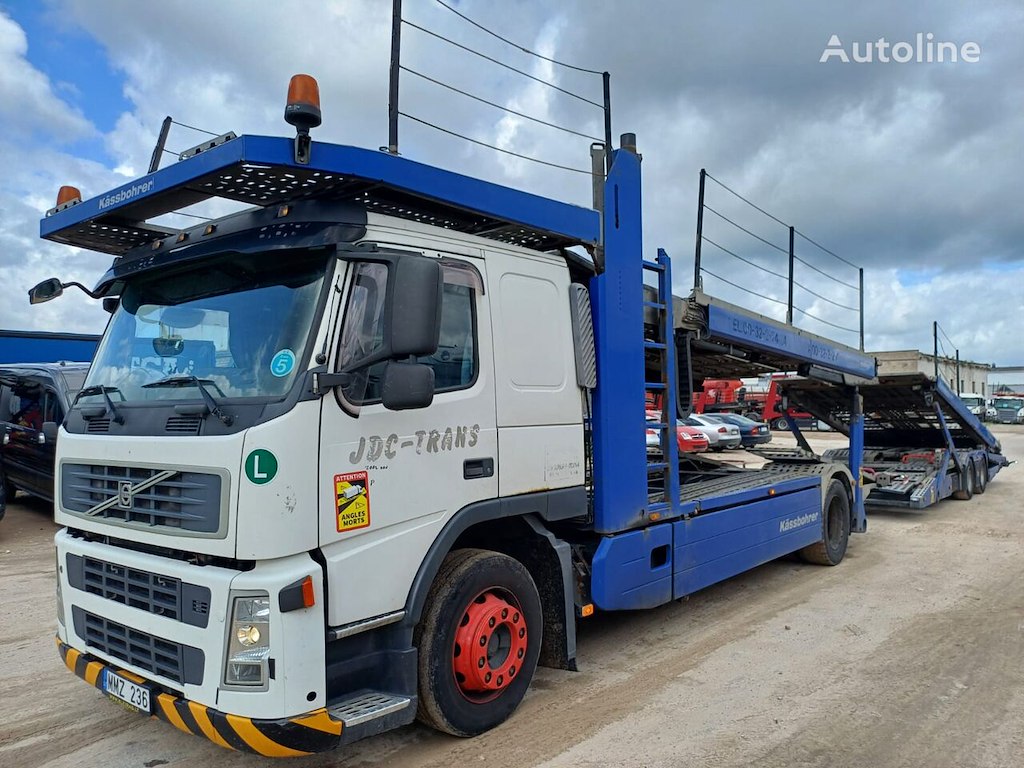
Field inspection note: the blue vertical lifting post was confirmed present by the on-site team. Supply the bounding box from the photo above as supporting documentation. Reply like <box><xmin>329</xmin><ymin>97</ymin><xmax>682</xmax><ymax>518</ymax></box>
<box><xmin>588</xmin><ymin>135</ymin><xmax>649</xmax><ymax>535</ymax></box>
<box><xmin>848</xmin><ymin>387</ymin><xmax>866</xmax><ymax>532</ymax></box>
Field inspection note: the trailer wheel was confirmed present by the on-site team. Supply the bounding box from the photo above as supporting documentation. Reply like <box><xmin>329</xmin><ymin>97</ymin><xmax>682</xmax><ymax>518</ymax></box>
<box><xmin>800</xmin><ymin>479</ymin><xmax>850</xmax><ymax>566</ymax></box>
<box><xmin>774</xmin><ymin>417</ymin><xmax>789</xmax><ymax>431</ymax></box>
<box><xmin>952</xmin><ymin>463</ymin><xmax>974</xmax><ymax>500</ymax></box>
<box><xmin>415</xmin><ymin>548</ymin><xmax>542</xmax><ymax>737</ymax></box>
<box><xmin>974</xmin><ymin>459</ymin><xmax>988</xmax><ymax>495</ymax></box>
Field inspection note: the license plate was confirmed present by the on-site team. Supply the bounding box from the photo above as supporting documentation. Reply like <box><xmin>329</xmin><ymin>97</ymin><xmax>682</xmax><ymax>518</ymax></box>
<box><xmin>103</xmin><ymin>669</ymin><xmax>152</xmax><ymax>714</ymax></box>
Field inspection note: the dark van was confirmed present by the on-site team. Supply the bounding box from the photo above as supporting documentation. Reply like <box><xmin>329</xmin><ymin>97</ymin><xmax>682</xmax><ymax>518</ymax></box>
<box><xmin>0</xmin><ymin>362</ymin><xmax>89</xmax><ymax>518</ymax></box>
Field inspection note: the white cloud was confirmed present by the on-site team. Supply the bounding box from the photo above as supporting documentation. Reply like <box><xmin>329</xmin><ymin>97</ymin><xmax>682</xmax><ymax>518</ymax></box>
<box><xmin>0</xmin><ymin>1</ymin><xmax>1021</xmax><ymax>368</ymax></box>
<box><xmin>0</xmin><ymin>11</ymin><xmax>94</xmax><ymax>141</ymax></box>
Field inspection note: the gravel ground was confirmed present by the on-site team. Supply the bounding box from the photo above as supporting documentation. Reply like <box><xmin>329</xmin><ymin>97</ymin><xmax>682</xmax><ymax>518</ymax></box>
<box><xmin>1</xmin><ymin>427</ymin><xmax>1021</xmax><ymax>768</ymax></box>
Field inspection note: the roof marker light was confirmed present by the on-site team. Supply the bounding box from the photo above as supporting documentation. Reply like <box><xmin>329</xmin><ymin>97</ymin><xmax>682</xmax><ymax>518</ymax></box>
<box><xmin>285</xmin><ymin>74</ymin><xmax>321</xmax><ymax>165</ymax></box>
<box><xmin>45</xmin><ymin>185</ymin><xmax>83</xmax><ymax>216</ymax></box>
<box><xmin>56</xmin><ymin>186</ymin><xmax>82</xmax><ymax>206</ymax></box>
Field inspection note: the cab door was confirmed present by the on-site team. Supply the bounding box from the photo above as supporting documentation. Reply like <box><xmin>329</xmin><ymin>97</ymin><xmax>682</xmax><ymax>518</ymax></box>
<box><xmin>32</xmin><ymin>388</ymin><xmax>63</xmax><ymax>501</ymax></box>
<box><xmin>317</xmin><ymin>254</ymin><xmax>497</xmax><ymax>627</ymax></box>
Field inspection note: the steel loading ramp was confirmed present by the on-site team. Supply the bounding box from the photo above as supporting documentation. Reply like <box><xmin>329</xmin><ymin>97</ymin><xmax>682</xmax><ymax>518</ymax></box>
<box><xmin>779</xmin><ymin>372</ymin><xmax>1003</xmax><ymax>454</ymax></box>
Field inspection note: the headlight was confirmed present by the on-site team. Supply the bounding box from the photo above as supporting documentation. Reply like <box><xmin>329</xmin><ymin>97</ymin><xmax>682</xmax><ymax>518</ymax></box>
<box><xmin>226</xmin><ymin>595</ymin><xmax>271</xmax><ymax>686</ymax></box>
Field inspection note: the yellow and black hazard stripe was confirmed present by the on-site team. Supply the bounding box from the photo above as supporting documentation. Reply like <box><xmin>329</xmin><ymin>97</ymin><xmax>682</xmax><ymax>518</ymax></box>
<box><xmin>57</xmin><ymin>637</ymin><xmax>343</xmax><ymax>756</ymax></box>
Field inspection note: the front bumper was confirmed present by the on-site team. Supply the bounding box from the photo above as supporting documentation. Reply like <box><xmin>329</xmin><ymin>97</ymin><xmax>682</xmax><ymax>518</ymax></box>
<box><xmin>57</xmin><ymin>638</ymin><xmax>344</xmax><ymax>756</ymax></box>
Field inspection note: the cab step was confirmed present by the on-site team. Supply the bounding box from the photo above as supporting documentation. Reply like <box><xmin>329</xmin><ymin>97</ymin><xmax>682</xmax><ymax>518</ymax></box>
<box><xmin>330</xmin><ymin>690</ymin><xmax>416</xmax><ymax>744</ymax></box>
<box><xmin>330</xmin><ymin>690</ymin><xmax>411</xmax><ymax>727</ymax></box>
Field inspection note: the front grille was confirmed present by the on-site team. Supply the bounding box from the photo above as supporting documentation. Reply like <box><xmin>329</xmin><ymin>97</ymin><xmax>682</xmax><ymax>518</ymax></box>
<box><xmin>87</xmin><ymin>419</ymin><xmax>111</xmax><ymax>433</ymax></box>
<box><xmin>61</xmin><ymin>464</ymin><xmax>222</xmax><ymax>534</ymax></box>
<box><xmin>72</xmin><ymin>606</ymin><xmax>204</xmax><ymax>685</ymax></box>
<box><xmin>66</xmin><ymin>553</ymin><xmax>210</xmax><ymax>627</ymax></box>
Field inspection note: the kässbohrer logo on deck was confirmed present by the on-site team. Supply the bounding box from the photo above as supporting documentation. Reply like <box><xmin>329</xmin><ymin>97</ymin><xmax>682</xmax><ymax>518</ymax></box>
<box><xmin>97</xmin><ymin>179</ymin><xmax>155</xmax><ymax>210</ymax></box>
<box><xmin>779</xmin><ymin>511</ymin><xmax>819</xmax><ymax>533</ymax></box>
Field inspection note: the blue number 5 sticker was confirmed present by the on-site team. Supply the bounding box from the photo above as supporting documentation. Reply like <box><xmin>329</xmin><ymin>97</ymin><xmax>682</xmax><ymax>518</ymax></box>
<box><xmin>270</xmin><ymin>349</ymin><xmax>296</xmax><ymax>378</ymax></box>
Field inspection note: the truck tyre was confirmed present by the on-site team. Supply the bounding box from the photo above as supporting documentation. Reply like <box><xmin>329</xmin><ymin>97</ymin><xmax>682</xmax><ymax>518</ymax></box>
<box><xmin>800</xmin><ymin>479</ymin><xmax>850</xmax><ymax>566</ymax></box>
<box><xmin>952</xmin><ymin>463</ymin><xmax>974</xmax><ymax>500</ymax></box>
<box><xmin>414</xmin><ymin>548</ymin><xmax>542</xmax><ymax>737</ymax></box>
<box><xmin>774</xmin><ymin>417</ymin><xmax>789</xmax><ymax>431</ymax></box>
<box><xmin>0</xmin><ymin>473</ymin><xmax>6</xmax><ymax>521</ymax></box>
<box><xmin>974</xmin><ymin>459</ymin><xmax>988</xmax><ymax>495</ymax></box>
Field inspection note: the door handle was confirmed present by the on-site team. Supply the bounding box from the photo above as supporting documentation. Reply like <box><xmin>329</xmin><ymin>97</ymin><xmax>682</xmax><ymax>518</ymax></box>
<box><xmin>463</xmin><ymin>458</ymin><xmax>494</xmax><ymax>480</ymax></box>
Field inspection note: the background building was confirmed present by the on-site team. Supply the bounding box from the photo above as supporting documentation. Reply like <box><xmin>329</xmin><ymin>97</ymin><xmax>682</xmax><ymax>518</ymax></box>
<box><xmin>989</xmin><ymin>366</ymin><xmax>1024</xmax><ymax>395</ymax></box>
<box><xmin>0</xmin><ymin>329</ymin><xmax>100</xmax><ymax>364</ymax></box>
<box><xmin>871</xmin><ymin>350</ymin><xmax>991</xmax><ymax>395</ymax></box>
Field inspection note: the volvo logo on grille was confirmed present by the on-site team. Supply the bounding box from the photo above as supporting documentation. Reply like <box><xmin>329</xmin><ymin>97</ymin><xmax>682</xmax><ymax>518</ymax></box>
<box><xmin>117</xmin><ymin>481</ymin><xmax>134</xmax><ymax>509</ymax></box>
<box><xmin>84</xmin><ymin>470</ymin><xmax>179</xmax><ymax>517</ymax></box>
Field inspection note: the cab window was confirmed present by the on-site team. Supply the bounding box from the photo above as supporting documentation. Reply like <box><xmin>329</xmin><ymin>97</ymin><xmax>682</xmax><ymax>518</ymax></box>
<box><xmin>337</xmin><ymin>259</ymin><xmax>479</xmax><ymax>405</ymax></box>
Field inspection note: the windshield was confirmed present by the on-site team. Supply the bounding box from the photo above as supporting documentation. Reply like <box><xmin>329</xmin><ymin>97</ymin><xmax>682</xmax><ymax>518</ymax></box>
<box><xmin>61</xmin><ymin>369</ymin><xmax>88</xmax><ymax>401</ymax></box>
<box><xmin>994</xmin><ymin>398</ymin><xmax>1024</xmax><ymax>409</ymax></box>
<box><xmin>81</xmin><ymin>250</ymin><xmax>329</xmax><ymax>404</ymax></box>
<box><xmin>960</xmin><ymin>397</ymin><xmax>983</xmax><ymax>407</ymax></box>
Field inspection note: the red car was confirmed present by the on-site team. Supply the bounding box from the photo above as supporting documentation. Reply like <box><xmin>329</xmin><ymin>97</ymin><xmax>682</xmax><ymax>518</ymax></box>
<box><xmin>646</xmin><ymin>411</ymin><xmax>710</xmax><ymax>454</ymax></box>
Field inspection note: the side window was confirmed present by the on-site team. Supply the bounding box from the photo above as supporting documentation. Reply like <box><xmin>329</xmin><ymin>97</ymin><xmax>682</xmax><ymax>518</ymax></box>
<box><xmin>419</xmin><ymin>281</ymin><xmax>476</xmax><ymax>391</ymax></box>
<box><xmin>336</xmin><ymin>259</ymin><xmax>479</xmax><ymax>405</ymax></box>
<box><xmin>11</xmin><ymin>387</ymin><xmax>43</xmax><ymax>431</ymax></box>
<box><xmin>337</xmin><ymin>262</ymin><xmax>390</xmax><ymax>404</ymax></box>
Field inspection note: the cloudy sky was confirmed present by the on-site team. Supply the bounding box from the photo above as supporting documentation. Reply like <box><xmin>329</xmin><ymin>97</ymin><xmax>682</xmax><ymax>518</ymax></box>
<box><xmin>1</xmin><ymin>0</ymin><xmax>1021</xmax><ymax>365</ymax></box>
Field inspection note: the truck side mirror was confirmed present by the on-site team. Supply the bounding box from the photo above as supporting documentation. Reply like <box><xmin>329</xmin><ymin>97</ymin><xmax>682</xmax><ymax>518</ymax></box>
<box><xmin>387</xmin><ymin>255</ymin><xmax>442</xmax><ymax>358</ymax></box>
<box><xmin>29</xmin><ymin>278</ymin><xmax>64</xmax><ymax>305</ymax></box>
<box><xmin>42</xmin><ymin>422</ymin><xmax>59</xmax><ymax>442</ymax></box>
<box><xmin>381</xmin><ymin>362</ymin><xmax>434</xmax><ymax>410</ymax></box>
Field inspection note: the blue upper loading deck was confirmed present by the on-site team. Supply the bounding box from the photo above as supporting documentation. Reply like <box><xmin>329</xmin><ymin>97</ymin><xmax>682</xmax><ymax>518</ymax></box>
<box><xmin>41</xmin><ymin>131</ymin><xmax>875</xmax><ymax>535</ymax></box>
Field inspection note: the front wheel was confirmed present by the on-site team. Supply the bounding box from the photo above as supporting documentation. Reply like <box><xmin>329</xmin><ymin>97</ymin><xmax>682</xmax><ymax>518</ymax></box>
<box><xmin>773</xmin><ymin>417</ymin><xmax>789</xmax><ymax>431</ymax></box>
<box><xmin>800</xmin><ymin>478</ymin><xmax>851</xmax><ymax>566</ymax></box>
<box><xmin>415</xmin><ymin>549</ymin><xmax>542</xmax><ymax>737</ymax></box>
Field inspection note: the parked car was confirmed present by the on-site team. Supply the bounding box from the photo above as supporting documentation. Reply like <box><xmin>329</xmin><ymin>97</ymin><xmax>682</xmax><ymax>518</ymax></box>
<box><xmin>703</xmin><ymin>412</ymin><xmax>772</xmax><ymax>447</ymax></box>
<box><xmin>683</xmin><ymin>414</ymin><xmax>742</xmax><ymax>451</ymax></box>
<box><xmin>646</xmin><ymin>412</ymin><xmax>709</xmax><ymax>454</ymax></box>
<box><xmin>0</xmin><ymin>362</ymin><xmax>89</xmax><ymax>518</ymax></box>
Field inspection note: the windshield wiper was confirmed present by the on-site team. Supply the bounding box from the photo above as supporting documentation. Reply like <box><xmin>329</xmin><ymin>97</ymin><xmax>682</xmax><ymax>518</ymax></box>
<box><xmin>143</xmin><ymin>375</ymin><xmax>234</xmax><ymax>426</ymax></box>
<box><xmin>75</xmin><ymin>385</ymin><xmax>125</xmax><ymax>424</ymax></box>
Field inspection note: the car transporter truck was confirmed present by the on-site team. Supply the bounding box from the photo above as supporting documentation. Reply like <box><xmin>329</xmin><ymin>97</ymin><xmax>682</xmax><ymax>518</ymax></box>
<box><xmin>32</xmin><ymin>75</ymin><xmax>1006</xmax><ymax>755</ymax></box>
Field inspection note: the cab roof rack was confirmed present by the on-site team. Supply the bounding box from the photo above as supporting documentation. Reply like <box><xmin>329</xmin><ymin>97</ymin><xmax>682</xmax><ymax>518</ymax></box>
<box><xmin>41</xmin><ymin>135</ymin><xmax>601</xmax><ymax>257</ymax></box>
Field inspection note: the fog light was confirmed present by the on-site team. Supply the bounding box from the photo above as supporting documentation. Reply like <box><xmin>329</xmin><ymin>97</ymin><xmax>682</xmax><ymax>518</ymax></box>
<box><xmin>228</xmin><ymin>660</ymin><xmax>264</xmax><ymax>685</ymax></box>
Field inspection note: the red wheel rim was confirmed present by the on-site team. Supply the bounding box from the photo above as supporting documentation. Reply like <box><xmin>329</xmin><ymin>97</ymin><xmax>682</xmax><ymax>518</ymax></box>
<box><xmin>452</xmin><ymin>589</ymin><xmax>528</xmax><ymax>702</ymax></box>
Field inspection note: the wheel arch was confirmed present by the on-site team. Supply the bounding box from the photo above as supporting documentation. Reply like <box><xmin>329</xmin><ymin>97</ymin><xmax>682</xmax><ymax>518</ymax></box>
<box><xmin>822</xmin><ymin>466</ymin><xmax>856</xmax><ymax>527</ymax></box>
<box><xmin>404</xmin><ymin>489</ymin><xmax>582</xmax><ymax>671</ymax></box>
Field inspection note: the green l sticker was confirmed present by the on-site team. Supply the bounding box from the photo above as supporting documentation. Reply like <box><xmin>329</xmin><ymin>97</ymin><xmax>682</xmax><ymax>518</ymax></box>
<box><xmin>245</xmin><ymin>449</ymin><xmax>278</xmax><ymax>485</ymax></box>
